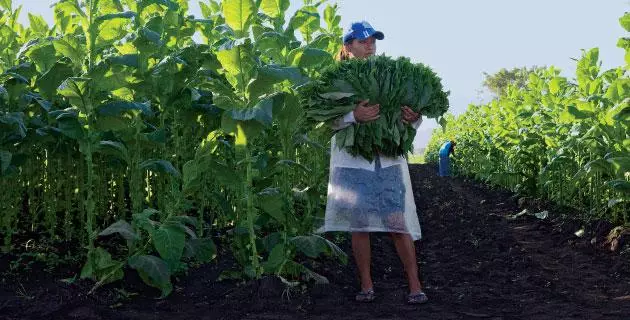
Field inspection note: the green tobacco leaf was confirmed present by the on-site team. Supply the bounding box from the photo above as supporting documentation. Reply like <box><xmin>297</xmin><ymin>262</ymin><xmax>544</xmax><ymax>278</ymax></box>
<box><xmin>128</xmin><ymin>255</ymin><xmax>172</xmax><ymax>297</ymax></box>
<box><xmin>257</xmin><ymin>188</ymin><xmax>284</xmax><ymax>223</ymax></box>
<box><xmin>25</xmin><ymin>41</ymin><xmax>57</xmax><ymax>73</ymax></box>
<box><xmin>108</xmin><ymin>54</ymin><xmax>139</xmax><ymax>68</ymax></box>
<box><xmin>0</xmin><ymin>0</ymin><xmax>11</xmax><ymax>10</ymax></box>
<box><xmin>53</xmin><ymin>37</ymin><xmax>85</xmax><ymax>66</ymax></box>
<box><xmin>607</xmin><ymin>180</ymin><xmax>630</xmax><ymax>193</ymax></box>
<box><xmin>97</xmin><ymin>101</ymin><xmax>154</xmax><ymax>117</ymax></box>
<box><xmin>95</xmin><ymin>11</ymin><xmax>137</xmax><ymax>24</ymax></box>
<box><xmin>262</xmin><ymin>243</ymin><xmax>285</xmax><ymax>273</ymax></box>
<box><xmin>99</xmin><ymin>220</ymin><xmax>140</xmax><ymax>241</ymax></box>
<box><xmin>290</xmin><ymin>235</ymin><xmax>329</xmax><ymax>258</ymax></box>
<box><xmin>80</xmin><ymin>247</ymin><xmax>124</xmax><ymax>285</ymax></box>
<box><xmin>216</xmin><ymin>39</ymin><xmax>255</xmax><ymax>90</ymax></box>
<box><xmin>606</xmin><ymin>157</ymin><xmax>630</xmax><ymax>173</ymax></box>
<box><xmin>58</xmin><ymin>77</ymin><xmax>90</xmax><ymax>98</ymax></box>
<box><xmin>287</xmin><ymin>7</ymin><xmax>318</xmax><ymax>34</ymax></box>
<box><xmin>296</xmin><ymin>48</ymin><xmax>332</xmax><ymax>69</ymax></box>
<box><xmin>229</xmin><ymin>95</ymin><xmax>274</xmax><ymax>126</ymax></box>
<box><xmin>28</xmin><ymin>13</ymin><xmax>50</xmax><ymax>35</ymax></box>
<box><xmin>566</xmin><ymin>105</ymin><xmax>593</xmax><ymax>120</ymax></box>
<box><xmin>223</xmin><ymin>0</ymin><xmax>255</xmax><ymax>34</ymax></box>
<box><xmin>139</xmin><ymin>159</ymin><xmax>181</xmax><ymax>178</ymax></box>
<box><xmin>184</xmin><ymin>238</ymin><xmax>217</xmax><ymax>263</ymax></box>
<box><xmin>96</xmin><ymin>140</ymin><xmax>129</xmax><ymax>162</ymax></box>
<box><xmin>247</xmin><ymin>65</ymin><xmax>305</xmax><ymax>99</ymax></box>
<box><xmin>36</xmin><ymin>61</ymin><xmax>74</xmax><ymax>101</ymax></box>
<box><xmin>54</xmin><ymin>112</ymin><xmax>84</xmax><ymax>140</ymax></box>
<box><xmin>152</xmin><ymin>225</ymin><xmax>186</xmax><ymax>270</ymax></box>
<box><xmin>260</xmin><ymin>0</ymin><xmax>289</xmax><ymax>18</ymax></box>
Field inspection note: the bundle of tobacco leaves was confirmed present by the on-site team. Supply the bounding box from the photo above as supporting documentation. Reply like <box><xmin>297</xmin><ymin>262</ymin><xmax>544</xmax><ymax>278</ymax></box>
<box><xmin>302</xmin><ymin>55</ymin><xmax>450</xmax><ymax>161</ymax></box>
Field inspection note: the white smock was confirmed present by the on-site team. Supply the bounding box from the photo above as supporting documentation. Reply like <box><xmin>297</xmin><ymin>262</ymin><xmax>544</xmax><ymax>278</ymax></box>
<box><xmin>318</xmin><ymin>111</ymin><xmax>423</xmax><ymax>240</ymax></box>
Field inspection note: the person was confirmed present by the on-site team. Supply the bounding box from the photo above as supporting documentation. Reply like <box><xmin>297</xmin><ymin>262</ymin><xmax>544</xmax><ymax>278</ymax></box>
<box><xmin>438</xmin><ymin>140</ymin><xmax>456</xmax><ymax>177</ymax></box>
<box><xmin>322</xmin><ymin>21</ymin><xmax>428</xmax><ymax>305</ymax></box>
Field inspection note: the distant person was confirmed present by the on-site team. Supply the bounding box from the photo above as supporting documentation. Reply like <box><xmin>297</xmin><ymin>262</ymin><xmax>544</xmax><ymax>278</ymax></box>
<box><xmin>438</xmin><ymin>140</ymin><xmax>456</xmax><ymax>176</ymax></box>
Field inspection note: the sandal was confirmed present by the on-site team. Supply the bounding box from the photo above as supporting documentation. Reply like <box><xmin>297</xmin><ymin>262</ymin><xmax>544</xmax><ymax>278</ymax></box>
<box><xmin>407</xmin><ymin>291</ymin><xmax>428</xmax><ymax>304</ymax></box>
<box><xmin>355</xmin><ymin>288</ymin><xmax>376</xmax><ymax>302</ymax></box>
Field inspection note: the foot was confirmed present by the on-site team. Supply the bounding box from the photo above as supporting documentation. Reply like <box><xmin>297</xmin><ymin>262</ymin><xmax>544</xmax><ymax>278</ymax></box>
<box><xmin>355</xmin><ymin>288</ymin><xmax>376</xmax><ymax>302</ymax></box>
<box><xmin>407</xmin><ymin>291</ymin><xmax>428</xmax><ymax>304</ymax></box>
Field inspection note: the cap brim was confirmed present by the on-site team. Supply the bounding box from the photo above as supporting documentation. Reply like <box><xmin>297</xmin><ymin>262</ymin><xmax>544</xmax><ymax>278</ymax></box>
<box><xmin>354</xmin><ymin>30</ymin><xmax>384</xmax><ymax>41</ymax></box>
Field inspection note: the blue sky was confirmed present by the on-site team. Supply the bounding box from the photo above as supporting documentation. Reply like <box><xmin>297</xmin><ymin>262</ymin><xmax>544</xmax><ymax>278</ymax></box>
<box><xmin>13</xmin><ymin>0</ymin><xmax>629</xmax><ymax>149</ymax></box>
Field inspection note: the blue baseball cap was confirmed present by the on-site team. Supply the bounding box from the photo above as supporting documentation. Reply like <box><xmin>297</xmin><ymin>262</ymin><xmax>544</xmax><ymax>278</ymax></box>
<box><xmin>343</xmin><ymin>21</ymin><xmax>384</xmax><ymax>44</ymax></box>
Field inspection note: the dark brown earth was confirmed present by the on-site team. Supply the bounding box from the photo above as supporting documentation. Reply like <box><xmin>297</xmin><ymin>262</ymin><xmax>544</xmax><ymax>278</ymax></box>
<box><xmin>1</xmin><ymin>164</ymin><xmax>629</xmax><ymax>320</ymax></box>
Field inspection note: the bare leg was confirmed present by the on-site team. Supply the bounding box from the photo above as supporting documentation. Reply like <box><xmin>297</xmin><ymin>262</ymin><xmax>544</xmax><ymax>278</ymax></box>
<box><xmin>351</xmin><ymin>232</ymin><xmax>373</xmax><ymax>291</ymax></box>
<box><xmin>390</xmin><ymin>232</ymin><xmax>422</xmax><ymax>293</ymax></box>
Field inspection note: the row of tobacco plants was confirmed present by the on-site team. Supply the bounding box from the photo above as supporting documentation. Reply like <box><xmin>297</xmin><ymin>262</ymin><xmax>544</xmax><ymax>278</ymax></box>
<box><xmin>0</xmin><ymin>0</ymin><xmax>348</xmax><ymax>296</ymax></box>
<box><xmin>426</xmin><ymin>13</ymin><xmax>630</xmax><ymax>226</ymax></box>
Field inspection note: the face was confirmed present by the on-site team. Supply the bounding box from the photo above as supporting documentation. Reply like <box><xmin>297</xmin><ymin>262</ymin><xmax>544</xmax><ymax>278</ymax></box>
<box><xmin>345</xmin><ymin>36</ymin><xmax>376</xmax><ymax>59</ymax></box>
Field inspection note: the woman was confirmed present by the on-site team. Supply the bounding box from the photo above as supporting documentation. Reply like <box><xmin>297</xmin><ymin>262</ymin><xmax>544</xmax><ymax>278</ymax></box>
<box><xmin>323</xmin><ymin>21</ymin><xmax>428</xmax><ymax>304</ymax></box>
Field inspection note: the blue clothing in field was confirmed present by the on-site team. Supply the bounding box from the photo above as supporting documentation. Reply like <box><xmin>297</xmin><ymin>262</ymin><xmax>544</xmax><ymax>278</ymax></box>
<box><xmin>438</xmin><ymin>141</ymin><xmax>453</xmax><ymax>176</ymax></box>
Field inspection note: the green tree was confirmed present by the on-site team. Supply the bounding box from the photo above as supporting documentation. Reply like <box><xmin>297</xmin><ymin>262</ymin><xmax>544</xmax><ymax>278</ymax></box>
<box><xmin>482</xmin><ymin>66</ymin><xmax>544</xmax><ymax>97</ymax></box>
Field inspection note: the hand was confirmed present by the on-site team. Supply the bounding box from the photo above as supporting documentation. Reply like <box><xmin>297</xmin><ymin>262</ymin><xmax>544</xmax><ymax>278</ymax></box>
<box><xmin>401</xmin><ymin>106</ymin><xmax>420</xmax><ymax>124</ymax></box>
<box><xmin>353</xmin><ymin>100</ymin><xmax>380</xmax><ymax>123</ymax></box>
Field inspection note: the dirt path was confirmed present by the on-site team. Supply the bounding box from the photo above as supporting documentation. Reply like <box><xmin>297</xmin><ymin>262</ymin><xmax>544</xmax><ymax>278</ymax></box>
<box><xmin>1</xmin><ymin>164</ymin><xmax>629</xmax><ymax>319</ymax></box>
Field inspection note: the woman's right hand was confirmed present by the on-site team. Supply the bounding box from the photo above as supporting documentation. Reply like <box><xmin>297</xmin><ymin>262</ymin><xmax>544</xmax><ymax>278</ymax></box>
<box><xmin>353</xmin><ymin>100</ymin><xmax>380</xmax><ymax>123</ymax></box>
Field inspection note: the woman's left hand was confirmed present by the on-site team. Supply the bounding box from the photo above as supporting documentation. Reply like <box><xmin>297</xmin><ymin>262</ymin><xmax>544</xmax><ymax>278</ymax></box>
<box><xmin>401</xmin><ymin>106</ymin><xmax>420</xmax><ymax>124</ymax></box>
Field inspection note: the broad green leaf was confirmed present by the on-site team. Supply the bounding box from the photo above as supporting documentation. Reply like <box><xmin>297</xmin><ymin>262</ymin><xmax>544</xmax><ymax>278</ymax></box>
<box><xmin>80</xmin><ymin>247</ymin><xmax>124</xmax><ymax>284</ymax></box>
<box><xmin>58</xmin><ymin>77</ymin><xmax>91</xmax><ymax>99</ymax></box>
<box><xmin>290</xmin><ymin>234</ymin><xmax>329</xmax><ymax>258</ymax></box>
<box><xmin>606</xmin><ymin>157</ymin><xmax>630</xmax><ymax>173</ymax></box>
<box><xmin>53</xmin><ymin>37</ymin><xmax>85</xmax><ymax>66</ymax></box>
<box><xmin>96</xmin><ymin>140</ymin><xmax>129</xmax><ymax>162</ymax></box>
<box><xmin>133</xmin><ymin>27</ymin><xmax>163</xmax><ymax>53</ymax></box>
<box><xmin>25</xmin><ymin>41</ymin><xmax>57</xmax><ymax>73</ymax></box>
<box><xmin>184</xmin><ymin>238</ymin><xmax>217</xmax><ymax>263</ymax></box>
<box><xmin>216</xmin><ymin>39</ymin><xmax>255</xmax><ymax>90</ymax></box>
<box><xmin>28</xmin><ymin>13</ymin><xmax>50</xmax><ymax>35</ymax></box>
<box><xmin>97</xmin><ymin>16</ymin><xmax>134</xmax><ymax>49</ymax></box>
<box><xmin>128</xmin><ymin>255</ymin><xmax>172</xmax><ymax>297</ymax></box>
<box><xmin>0</xmin><ymin>0</ymin><xmax>11</xmax><ymax>10</ymax></box>
<box><xmin>247</xmin><ymin>65</ymin><xmax>305</xmax><ymax>99</ymax></box>
<box><xmin>262</xmin><ymin>243</ymin><xmax>285</xmax><ymax>273</ymax></box>
<box><xmin>223</xmin><ymin>0</ymin><xmax>255</xmax><ymax>34</ymax></box>
<box><xmin>99</xmin><ymin>220</ymin><xmax>140</xmax><ymax>241</ymax></box>
<box><xmin>295</xmin><ymin>47</ymin><xmax>333</xmax><ymax>69</ymax></box>
<box><xmin>139</xmin><ymin>159</ymin><xmax>181</xmax><ymax>178</ymax></box>
<box><xmin>107</xmin><ymin>54</ymin><xmax>139</xmax><ymax>68</ymax></box>
<box><xmin>607</xmin><ymin>102</ymin><xmax>630</xmax><ymax>122</ymax></box>
<box><xmin>260</xmin><ymin>0</ymin><xmax>289</xmax><ymax>18</ymax></box>
<box><xmin>54</xmin><ymin>112</ymin><xmax>84</xmax><ymax>140</ymax></box>
<box><xmin>607</xmin><ymin>180</ymin><xmax>630</xmax><ymax>193</ymax></box>
<box><xmin>132</xmin><ymin>208</ymin><xmax>160</xmax><ymax>233</ymax></box>
<box><xmin>36</xmin><ymin>61</ymin><xmax>74</xmax><ymax>101</ymax></box>
<box><xmin>152</xmin><ymin>224</ymin><xmax>186</xmax><ymax>270</ymax></box>
<box><xmin>257</xmin><ymin>188</ymin><xmax>284</xmax><ymax>223</ymax></box>
<box><xmin>566</xmin><ymin>105</ymin><xmax>593</xmax><ymax>120</ymax></box>
<box><xmin>229</xmin><ymin>95</ymin><xmax>274</xmax><ymax>125</ymax></box>
<box><xmin>97</xmin><ymin>101</ymin><xmax>154</xmax><ymax>117</ymax></box>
